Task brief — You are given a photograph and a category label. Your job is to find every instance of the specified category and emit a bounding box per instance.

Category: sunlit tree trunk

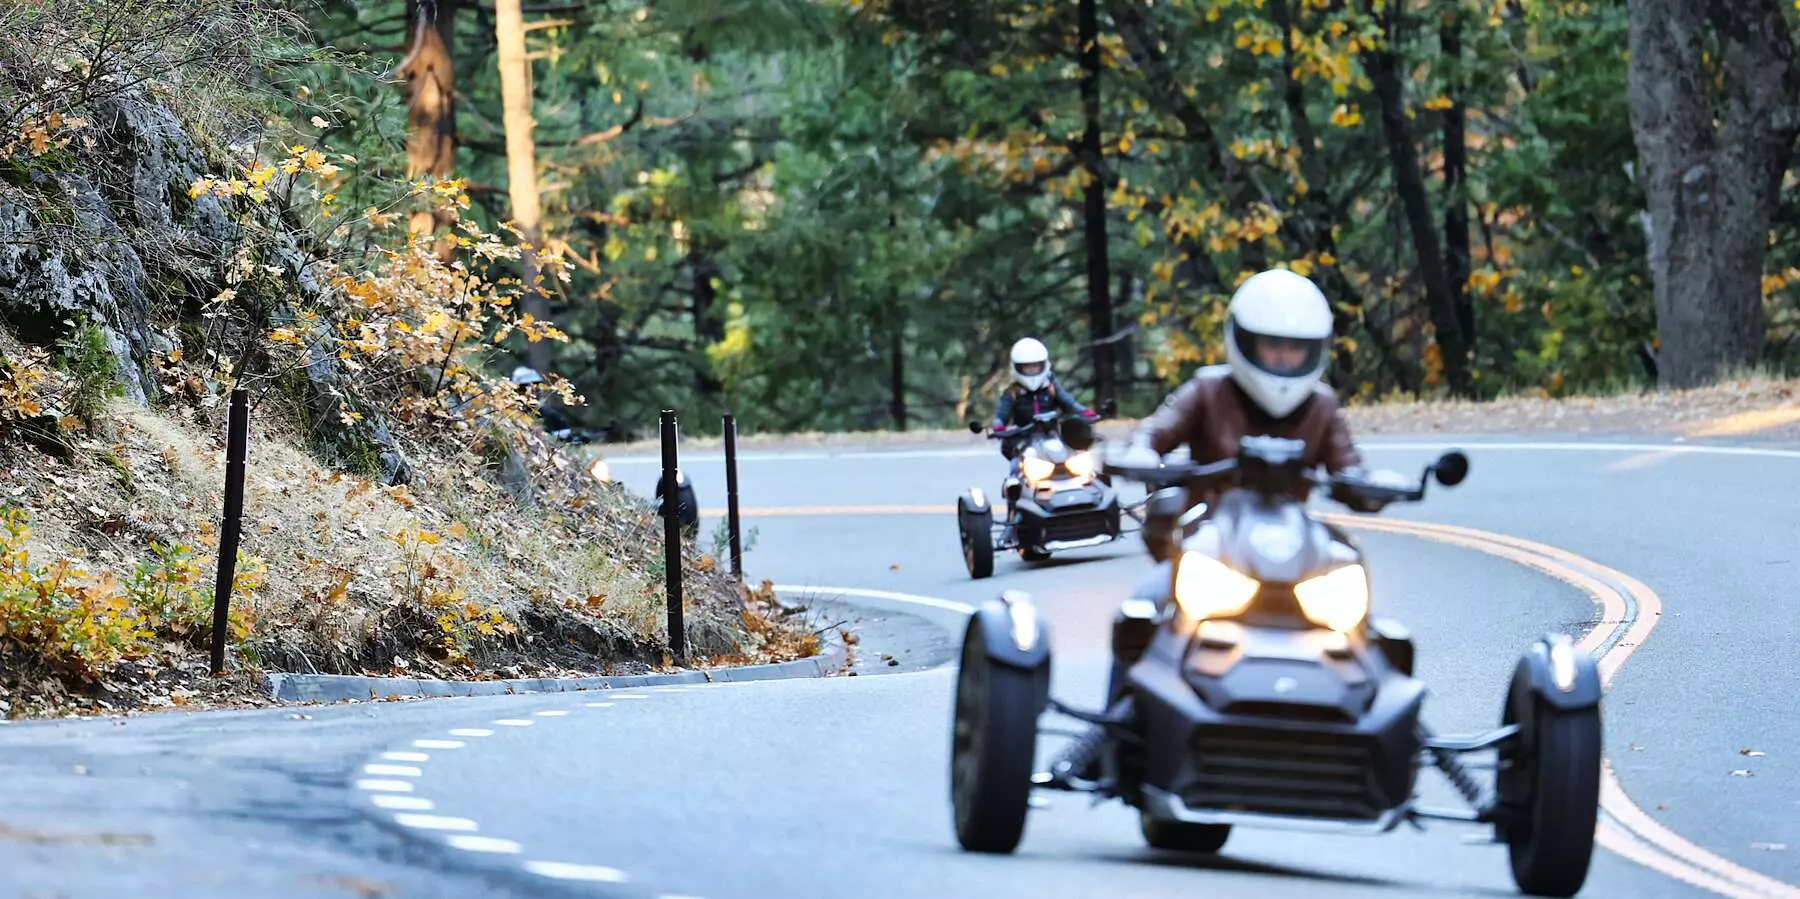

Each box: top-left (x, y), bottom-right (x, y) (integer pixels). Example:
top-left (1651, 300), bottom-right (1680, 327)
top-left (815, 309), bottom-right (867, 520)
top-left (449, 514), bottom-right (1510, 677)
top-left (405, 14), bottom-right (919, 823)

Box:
top-left (494, 0), bottom-right (552, 374)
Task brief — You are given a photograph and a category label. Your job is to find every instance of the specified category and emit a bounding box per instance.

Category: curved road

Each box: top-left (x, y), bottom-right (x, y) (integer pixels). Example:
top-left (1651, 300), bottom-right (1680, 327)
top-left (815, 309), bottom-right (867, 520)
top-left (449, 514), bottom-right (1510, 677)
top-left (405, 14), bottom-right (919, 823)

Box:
top-left (340, 435), bottom-right (1800, 898)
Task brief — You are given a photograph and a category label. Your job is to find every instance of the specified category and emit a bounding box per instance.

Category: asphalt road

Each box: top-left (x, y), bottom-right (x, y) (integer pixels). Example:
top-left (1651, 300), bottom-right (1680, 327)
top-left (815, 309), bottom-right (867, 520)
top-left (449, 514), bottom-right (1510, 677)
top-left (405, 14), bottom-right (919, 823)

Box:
top-left (2, 434), bottom-right (1797, 898)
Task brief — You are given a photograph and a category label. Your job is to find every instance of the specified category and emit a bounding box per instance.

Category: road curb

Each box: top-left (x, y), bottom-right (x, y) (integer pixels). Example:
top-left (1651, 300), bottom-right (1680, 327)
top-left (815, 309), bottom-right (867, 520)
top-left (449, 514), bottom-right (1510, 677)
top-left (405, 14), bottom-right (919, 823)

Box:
top-left (261, 591), bottom-right (851, 703)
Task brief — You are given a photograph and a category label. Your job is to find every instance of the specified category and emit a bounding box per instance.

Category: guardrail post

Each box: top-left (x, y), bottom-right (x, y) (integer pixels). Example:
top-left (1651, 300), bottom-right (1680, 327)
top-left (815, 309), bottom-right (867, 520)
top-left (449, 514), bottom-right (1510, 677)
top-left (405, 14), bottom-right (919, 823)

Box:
top-left (209, 388), bottom-right (249, 676)
top-left (723, 413), bottom-right (742, 581)
top-left (659, 409), bottom-right (687, 664)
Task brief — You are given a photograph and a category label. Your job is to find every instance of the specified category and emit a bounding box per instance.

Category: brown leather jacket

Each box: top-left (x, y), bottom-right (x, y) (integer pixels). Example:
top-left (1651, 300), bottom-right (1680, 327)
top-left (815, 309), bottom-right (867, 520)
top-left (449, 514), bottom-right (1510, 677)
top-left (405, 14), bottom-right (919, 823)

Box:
top-left (1131, 367), bottom-right (1362, 502)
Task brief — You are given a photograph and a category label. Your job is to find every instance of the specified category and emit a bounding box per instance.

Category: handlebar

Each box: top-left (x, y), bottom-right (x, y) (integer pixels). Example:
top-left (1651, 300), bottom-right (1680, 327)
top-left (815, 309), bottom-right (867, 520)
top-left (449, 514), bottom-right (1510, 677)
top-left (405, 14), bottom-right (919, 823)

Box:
top-left (1102, 448), bottom-right (1469, 511)
top-left (971, 409), bottom-right (1106, 441)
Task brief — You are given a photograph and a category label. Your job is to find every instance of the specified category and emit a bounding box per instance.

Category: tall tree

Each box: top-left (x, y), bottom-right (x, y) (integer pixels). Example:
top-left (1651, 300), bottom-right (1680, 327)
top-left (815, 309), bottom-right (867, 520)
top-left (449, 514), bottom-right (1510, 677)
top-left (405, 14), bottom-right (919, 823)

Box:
top-left (397, 0), bottom-right (460, 260)
top-left (1626, 0), bottom-right (1799, 387)
top-left (493, 0), bottom-right (551, 373)
top-left (1078, 0), bottom-right (1115, 405)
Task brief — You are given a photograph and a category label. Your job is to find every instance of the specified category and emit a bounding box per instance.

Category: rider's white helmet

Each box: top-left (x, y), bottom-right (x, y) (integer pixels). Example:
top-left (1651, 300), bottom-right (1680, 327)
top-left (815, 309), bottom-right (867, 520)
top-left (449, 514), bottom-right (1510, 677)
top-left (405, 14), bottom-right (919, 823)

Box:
top-left (511, 365), bottom-right (544, 386)
top-left (1223, 268), bottom-right (1334, 419)
top-left (1009, 337), bottom-right (1051, 392)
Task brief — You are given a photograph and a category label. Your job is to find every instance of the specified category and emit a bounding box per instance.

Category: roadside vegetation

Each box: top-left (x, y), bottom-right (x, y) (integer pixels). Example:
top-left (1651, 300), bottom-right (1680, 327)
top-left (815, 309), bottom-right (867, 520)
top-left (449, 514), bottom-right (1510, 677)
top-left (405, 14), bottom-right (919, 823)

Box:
top-left (0, 0), bottom-right (1795, 716)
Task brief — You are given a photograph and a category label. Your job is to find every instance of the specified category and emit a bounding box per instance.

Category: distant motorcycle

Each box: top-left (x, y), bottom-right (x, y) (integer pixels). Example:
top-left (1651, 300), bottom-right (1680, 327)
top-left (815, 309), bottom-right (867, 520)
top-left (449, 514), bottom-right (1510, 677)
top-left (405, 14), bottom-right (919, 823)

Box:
top-left (956, 399), bottom-right (1131, 578)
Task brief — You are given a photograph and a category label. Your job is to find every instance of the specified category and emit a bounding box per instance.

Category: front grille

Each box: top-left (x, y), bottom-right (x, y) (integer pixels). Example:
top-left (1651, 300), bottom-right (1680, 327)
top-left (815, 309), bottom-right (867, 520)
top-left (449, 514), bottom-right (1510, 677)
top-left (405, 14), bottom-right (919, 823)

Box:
top-left (1040, 511), bottom-right (1113, 542)
top-left (1183, 724), bottom-right (1383, 820)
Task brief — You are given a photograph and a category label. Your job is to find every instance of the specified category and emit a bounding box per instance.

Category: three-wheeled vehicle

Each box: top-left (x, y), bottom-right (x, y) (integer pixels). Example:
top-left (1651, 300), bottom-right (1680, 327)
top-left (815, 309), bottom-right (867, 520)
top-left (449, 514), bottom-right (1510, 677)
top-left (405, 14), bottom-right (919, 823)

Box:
top-left (957, 405), bottom-right (1129, 578)
top-left (947, 436), bottom-right (1604, 898)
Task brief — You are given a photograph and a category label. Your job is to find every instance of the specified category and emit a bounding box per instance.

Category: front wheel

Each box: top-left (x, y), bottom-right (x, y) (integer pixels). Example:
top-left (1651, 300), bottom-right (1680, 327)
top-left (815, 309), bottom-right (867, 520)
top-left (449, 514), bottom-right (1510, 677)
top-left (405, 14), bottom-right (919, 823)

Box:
top-left (1498, 679), bottom-right (1602, 897)
top-left (950, 620), bottom-right (1040, 853)
top-left (960, 513), bottom-right (995, 579)
top-left (1021, 547), bottom-right (1052, 563)
top-left (1140, 812), bottom-right (1231, 854)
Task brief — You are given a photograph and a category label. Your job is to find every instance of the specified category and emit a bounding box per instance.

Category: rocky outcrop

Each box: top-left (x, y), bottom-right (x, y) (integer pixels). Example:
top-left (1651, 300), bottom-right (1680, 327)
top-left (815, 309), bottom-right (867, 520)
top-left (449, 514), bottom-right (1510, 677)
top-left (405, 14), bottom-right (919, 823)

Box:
top-left (0, 89), bottom-right (411, 483)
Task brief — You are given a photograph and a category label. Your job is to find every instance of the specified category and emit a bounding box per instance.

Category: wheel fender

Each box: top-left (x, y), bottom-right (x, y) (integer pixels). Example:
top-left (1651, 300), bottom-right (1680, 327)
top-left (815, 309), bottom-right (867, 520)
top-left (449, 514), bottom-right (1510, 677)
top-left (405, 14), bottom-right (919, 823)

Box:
top-left (968, 592), bottom-right (1053, 705)
top-left (958, 488), bottom-right (992, 519)
top-left (1511, 633), bottom-right (1602, 712)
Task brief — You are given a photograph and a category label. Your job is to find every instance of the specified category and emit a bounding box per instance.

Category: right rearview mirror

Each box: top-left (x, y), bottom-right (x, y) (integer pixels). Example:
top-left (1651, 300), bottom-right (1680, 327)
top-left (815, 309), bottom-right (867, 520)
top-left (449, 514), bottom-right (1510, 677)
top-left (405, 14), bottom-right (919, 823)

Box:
top-left (1431, 451), bottom-right (1469, 487)
top-left (967, 421), bottom-right (984, 434)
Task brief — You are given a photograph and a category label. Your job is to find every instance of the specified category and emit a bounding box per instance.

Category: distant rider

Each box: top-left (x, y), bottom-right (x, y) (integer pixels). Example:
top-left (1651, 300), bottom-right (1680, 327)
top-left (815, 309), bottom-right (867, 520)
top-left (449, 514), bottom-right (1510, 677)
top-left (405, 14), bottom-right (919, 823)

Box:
top-left (510, 365), bottom-right (576, 439)
top-left (1046, 267), bottom-right (1369, 787)
top-left (990, 337), bottom-right (1098, 478)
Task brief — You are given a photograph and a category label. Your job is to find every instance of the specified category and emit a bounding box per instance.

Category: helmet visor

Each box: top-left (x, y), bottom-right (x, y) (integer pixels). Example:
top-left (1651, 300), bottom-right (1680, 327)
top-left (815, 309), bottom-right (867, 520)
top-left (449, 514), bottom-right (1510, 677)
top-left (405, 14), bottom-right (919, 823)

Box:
top-left (1014, 361), bottom-right (1046, 377)
top-left (1234, 327), bottom-right (1326, 377)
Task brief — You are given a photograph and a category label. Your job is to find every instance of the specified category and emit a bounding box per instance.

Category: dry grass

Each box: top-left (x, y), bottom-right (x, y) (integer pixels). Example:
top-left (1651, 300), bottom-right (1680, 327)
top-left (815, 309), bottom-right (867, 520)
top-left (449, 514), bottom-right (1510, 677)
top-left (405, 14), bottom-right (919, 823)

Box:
top-left (0, 380), bottom-right (819, 719)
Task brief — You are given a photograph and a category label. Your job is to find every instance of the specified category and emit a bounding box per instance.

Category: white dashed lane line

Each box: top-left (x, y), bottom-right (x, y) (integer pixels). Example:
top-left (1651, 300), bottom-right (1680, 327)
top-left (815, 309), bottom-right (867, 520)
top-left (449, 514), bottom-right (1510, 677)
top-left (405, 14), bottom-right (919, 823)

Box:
top-left (350, 689), bottom-right (711, 899)
top-left (523, 860), bottom-right (630, 882)
top-left (363, 764), bottom-right (423, 777)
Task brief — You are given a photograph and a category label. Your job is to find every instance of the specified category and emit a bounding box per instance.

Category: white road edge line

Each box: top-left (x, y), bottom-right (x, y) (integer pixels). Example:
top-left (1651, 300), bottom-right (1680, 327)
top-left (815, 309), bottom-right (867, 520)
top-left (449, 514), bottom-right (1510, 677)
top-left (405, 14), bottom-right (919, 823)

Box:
top-left (534, 710), bottom-right (569, 717)
top-left (382, 751), bottom-right (430, 762)
top-left (492, 719), bottom-right (534, 726)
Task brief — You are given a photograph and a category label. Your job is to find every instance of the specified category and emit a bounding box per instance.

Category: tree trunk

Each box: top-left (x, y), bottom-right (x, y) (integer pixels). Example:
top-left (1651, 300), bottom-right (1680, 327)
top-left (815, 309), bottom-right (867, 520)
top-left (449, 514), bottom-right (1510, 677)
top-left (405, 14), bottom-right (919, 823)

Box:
top-left (1115, 270), bottom-right (1136, 392)
top-left (689, 250), bottom-right (724, 401)
top-left (1625, 0), bottom-right (1799, 388)
top-left (1363, 0), bottom-right (1471, 395)
top-left (493, 0), bottom-right (552, 374)
top-left (889, 313), bottom-right (907, 431)
top-left (1079, 0), bottom-right (1116, 406)
top-left (398, 0), bottom-right (459, 262)
top-left (1441, 4), bottom-right (1475, 369)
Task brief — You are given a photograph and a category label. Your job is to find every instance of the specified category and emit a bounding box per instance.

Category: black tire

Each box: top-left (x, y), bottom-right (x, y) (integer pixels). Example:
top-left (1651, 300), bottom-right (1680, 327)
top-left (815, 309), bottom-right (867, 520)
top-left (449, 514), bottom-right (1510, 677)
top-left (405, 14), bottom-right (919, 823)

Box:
top-left (1140, 811), bottom-right (1231, 854)
top-left (1499, 680), bottom-right (1602, 897)
top-left (1021, 547), bottom-right (1052, 563)
top-left (950, 621), bottom-right (1040, 853)
top-left (960, 514), bottom-right (995, 579)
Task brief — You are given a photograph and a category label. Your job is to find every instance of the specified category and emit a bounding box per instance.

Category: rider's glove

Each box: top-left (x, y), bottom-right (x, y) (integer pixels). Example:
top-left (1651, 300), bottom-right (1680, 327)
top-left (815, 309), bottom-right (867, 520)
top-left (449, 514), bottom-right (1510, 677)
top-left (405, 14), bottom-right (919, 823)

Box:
top-left (1109, 443), bottom-right (1163, 471)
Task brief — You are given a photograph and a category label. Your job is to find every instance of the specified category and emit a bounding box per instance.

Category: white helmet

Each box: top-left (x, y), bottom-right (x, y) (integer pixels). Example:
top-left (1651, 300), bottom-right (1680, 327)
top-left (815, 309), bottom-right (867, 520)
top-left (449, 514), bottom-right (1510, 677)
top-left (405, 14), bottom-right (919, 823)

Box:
top-left (1223, 268), bottom-right (1334, 419)
top-left (1009, 337), bottom-right (1051, 391)
top-left (511, 365), bottom-right (544, 386)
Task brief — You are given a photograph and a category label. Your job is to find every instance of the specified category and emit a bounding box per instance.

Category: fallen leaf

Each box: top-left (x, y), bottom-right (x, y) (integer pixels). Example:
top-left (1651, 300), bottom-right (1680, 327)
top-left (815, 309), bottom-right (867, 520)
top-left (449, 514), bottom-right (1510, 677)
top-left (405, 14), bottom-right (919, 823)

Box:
top-left (889, 564), bottom-right (899, 571)
top-left (1730, 769), bottom-right (1756, 777)
top-left (1740, 748), bottom-right (1766, 757)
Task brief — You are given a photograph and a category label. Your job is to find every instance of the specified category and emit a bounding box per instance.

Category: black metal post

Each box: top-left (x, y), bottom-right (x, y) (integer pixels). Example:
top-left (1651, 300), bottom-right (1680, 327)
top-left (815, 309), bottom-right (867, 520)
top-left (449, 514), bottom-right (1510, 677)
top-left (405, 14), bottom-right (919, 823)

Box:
top-left (659, 410), bottom-right (686, 664)
top-left (723, 413), bottom-right (742, 581)
top-left (210, 389), bottom-right (250, 676)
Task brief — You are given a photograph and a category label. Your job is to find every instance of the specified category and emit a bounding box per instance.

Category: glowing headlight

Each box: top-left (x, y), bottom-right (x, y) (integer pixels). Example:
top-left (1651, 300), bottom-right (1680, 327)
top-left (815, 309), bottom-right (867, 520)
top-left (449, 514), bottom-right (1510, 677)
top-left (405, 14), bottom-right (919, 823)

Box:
top-left (1020, 456), bottom-right (1056, 483)
top-left (1064, 451), bottom-right (1096, 479)
top-left (587, 458), bottom-right (613, 484)
top-left (1173, 551), bottom-right (1260, 622)
top-left (1293, 563), bottom-right (1371, 633)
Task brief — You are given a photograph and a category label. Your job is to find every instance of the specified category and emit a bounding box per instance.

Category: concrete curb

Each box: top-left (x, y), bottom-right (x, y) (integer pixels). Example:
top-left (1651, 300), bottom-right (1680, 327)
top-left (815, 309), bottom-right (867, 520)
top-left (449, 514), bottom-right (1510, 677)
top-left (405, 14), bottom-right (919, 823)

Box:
top-left (261, 590), bottom-right (851, 703)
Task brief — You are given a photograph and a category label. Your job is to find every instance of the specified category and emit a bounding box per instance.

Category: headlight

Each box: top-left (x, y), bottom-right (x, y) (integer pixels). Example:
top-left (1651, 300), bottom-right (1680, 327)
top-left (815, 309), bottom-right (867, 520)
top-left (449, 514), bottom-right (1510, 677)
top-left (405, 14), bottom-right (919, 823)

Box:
top-left (587, 458), bottom-right (612, 483)
top-left (1173, 551), bottom-right (1259, 621)
top-left (1020, 456), bottom-right (1055, 483)
top-left (1064, 451), bottom-right (1096, 479)
top-left (1293, 563), bottom-right (1370, 633)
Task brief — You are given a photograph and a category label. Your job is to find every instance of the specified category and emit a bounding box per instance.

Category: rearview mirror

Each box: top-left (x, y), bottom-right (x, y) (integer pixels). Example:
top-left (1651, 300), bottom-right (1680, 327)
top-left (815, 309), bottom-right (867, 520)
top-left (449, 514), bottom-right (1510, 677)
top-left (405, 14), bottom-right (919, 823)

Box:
top-left (968, 421), bottom-right (984, 434)
top-left (1099, 397), bottom-right (1118, 417)
top-left (1431, 451), bottom-right (1469, 487)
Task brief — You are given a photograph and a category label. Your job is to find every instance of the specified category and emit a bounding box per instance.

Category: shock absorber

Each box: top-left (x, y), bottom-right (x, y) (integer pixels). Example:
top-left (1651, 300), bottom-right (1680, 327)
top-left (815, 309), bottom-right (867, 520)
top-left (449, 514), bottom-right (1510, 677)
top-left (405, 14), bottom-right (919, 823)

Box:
top-left (1421, 726), bottom-right (1487, 809)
